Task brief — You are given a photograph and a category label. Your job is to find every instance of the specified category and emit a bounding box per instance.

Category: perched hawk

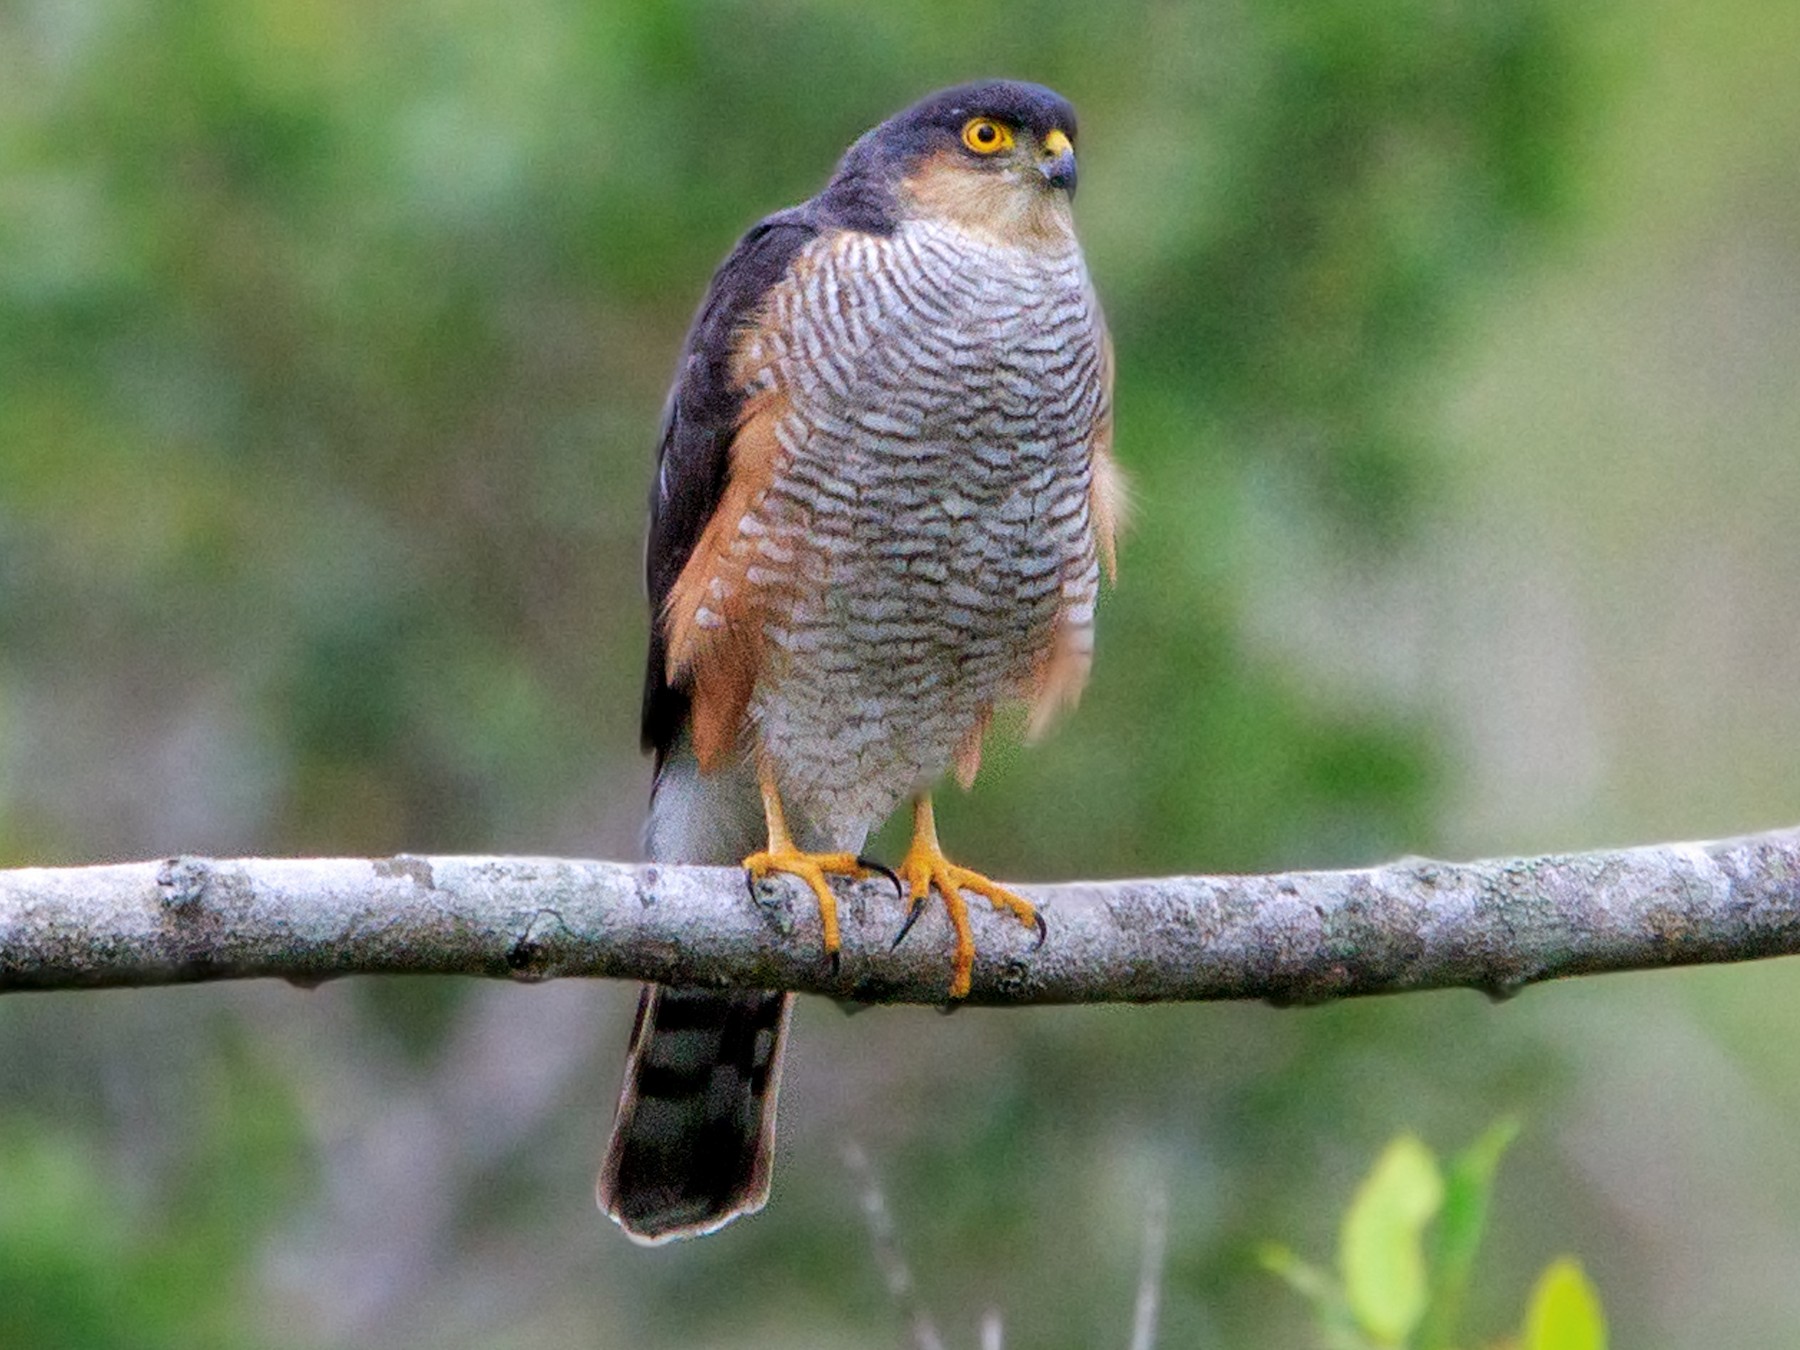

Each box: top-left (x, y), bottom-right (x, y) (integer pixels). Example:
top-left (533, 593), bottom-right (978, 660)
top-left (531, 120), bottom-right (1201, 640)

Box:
top-left (598, 80), bottom-right (1122, 1244)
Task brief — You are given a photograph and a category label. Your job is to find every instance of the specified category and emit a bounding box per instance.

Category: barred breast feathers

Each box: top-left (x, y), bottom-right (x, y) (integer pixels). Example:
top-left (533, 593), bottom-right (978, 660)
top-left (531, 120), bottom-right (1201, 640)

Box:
top-left (660, 207), bottom-right (1117, 814)
top-left (1029, 323), bottom-right (1123, 741)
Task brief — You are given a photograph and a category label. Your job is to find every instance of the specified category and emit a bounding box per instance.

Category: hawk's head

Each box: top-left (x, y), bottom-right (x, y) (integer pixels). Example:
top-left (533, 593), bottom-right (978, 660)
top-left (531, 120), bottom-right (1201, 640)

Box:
top-left (830, 81), bottom-right (1082, 243)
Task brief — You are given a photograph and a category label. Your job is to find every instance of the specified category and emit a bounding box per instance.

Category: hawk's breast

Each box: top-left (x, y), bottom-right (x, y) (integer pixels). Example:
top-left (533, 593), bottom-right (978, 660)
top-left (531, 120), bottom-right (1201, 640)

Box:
top-left (738, 218), bottom-right (1106, 840)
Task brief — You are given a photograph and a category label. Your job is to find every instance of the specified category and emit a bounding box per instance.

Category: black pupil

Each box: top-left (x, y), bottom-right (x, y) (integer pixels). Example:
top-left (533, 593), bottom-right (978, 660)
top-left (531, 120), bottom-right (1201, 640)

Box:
top-left (975, 123), bottom-right (996, 143)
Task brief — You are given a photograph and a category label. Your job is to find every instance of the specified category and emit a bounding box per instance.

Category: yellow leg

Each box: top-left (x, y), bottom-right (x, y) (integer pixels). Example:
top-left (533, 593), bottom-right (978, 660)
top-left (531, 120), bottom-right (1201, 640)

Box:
top-left (894, 795), bottom-right (1044, 999)
top-left (743, 769), bottom-right (876, 967)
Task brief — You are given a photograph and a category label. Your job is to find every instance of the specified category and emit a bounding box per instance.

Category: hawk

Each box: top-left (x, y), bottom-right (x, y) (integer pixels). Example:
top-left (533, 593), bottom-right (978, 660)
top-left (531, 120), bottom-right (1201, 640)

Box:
top-left (598, 80), bottom-right (1121, 1244)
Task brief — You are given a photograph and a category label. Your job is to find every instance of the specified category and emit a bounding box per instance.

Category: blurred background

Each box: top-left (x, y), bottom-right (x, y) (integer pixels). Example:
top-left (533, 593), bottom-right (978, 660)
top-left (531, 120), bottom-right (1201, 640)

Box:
top-left (2, 0), bottom-right (1798, 1345)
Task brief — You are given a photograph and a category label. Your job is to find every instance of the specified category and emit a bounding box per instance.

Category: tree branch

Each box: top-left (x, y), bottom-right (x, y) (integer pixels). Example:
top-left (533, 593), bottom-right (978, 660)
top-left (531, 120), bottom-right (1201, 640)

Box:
top-left (3, 826), bottom-right (1799, 1003)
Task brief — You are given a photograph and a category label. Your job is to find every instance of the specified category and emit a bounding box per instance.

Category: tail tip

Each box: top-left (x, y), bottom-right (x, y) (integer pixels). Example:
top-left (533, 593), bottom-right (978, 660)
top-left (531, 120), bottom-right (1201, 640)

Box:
top-left (597, 1173), bottom-right (769, 1245)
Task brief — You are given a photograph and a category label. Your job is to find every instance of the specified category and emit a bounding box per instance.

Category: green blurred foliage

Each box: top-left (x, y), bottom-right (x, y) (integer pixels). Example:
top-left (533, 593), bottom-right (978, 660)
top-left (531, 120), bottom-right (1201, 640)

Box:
top-left (0, 1025), bottom-right (305, 1350)
top-left (1423, 1116), bottom-right (1522, 1350)
top-left (1264, 1124), bottom-right (1607, 1350)
top-left (15, 1), bottom-right (1780, 1348)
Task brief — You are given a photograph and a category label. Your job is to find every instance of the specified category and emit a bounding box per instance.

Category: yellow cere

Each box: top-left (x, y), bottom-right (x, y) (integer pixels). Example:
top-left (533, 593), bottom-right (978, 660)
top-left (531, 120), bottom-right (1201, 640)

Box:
top-left (960, 117), bottom-right (1015, 155)
top-left (1042, 128), bottom-right (1072, 157)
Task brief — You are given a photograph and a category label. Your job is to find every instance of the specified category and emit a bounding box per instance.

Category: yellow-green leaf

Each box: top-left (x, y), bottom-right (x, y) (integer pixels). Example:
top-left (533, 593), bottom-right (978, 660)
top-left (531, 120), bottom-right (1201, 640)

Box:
top-left (1524, 1258), bottom-right (1607, 1350)
top-left (1340, 1134), bottom-right (1445, 1345)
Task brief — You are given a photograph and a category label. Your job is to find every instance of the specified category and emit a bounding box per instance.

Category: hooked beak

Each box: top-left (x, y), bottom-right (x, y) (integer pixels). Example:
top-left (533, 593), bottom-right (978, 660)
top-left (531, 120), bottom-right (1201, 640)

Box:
top-left (1038, 128), bottom-right (1077, 197)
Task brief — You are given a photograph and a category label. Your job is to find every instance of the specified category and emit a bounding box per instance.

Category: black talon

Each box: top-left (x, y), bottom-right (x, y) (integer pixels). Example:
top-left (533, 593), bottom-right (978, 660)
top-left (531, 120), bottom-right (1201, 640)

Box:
top-left (891, 895), bottom-right (930, 950)
top-left (857, 854), bottom-right (902, 901)
top-left (1031, 911), bottom-right (1048, 949)
top-left (744, 869), bottom-right (759, 904)
top-left (828, 948), bottom-right (842, 978)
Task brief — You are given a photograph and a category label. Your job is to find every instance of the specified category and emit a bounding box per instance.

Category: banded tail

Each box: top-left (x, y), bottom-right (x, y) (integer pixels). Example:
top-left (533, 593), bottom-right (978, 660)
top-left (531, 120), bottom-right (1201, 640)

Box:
top-left (598, 746), bottom-right (788, 1243)
top-left (597, 984), bottom-right (791, 1243)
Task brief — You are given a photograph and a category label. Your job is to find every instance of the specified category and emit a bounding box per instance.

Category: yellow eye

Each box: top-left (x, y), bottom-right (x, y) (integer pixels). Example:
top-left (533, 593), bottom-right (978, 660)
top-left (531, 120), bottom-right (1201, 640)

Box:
top-left (960, 117), bottom-right (1014, 155)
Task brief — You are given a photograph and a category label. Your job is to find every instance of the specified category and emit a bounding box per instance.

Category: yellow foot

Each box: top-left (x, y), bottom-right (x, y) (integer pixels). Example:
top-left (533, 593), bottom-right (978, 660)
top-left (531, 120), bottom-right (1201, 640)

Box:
top-left (894, 798), bottom-right (1046, 999)
top-left (743, 847), bottom-right (889, 972)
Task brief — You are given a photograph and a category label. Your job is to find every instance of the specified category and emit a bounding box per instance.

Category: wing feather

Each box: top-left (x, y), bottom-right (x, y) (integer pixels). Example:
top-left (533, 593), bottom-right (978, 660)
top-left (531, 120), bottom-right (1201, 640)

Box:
top-left (640, 211), bottom-right (819, 764)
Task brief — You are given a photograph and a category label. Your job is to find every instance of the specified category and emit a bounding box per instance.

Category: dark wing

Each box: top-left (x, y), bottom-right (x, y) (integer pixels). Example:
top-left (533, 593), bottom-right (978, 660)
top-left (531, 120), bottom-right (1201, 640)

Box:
top-left (641, 209), bottom-right (819, 764)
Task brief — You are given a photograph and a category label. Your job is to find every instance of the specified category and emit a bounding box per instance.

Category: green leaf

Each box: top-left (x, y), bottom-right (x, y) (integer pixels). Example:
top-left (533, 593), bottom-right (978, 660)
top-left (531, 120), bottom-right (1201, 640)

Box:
top-left (1524, 1259), bottom-right (1607, 1350)
top-left (1340, 1134), bottom-right (1445, 1345)
top-left (1419, 1115), bottom-right (1523, 1350)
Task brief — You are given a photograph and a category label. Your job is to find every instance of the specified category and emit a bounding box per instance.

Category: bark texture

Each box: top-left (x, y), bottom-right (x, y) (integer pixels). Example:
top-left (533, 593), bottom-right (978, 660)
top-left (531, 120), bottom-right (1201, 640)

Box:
top-left (3, 826), bottom-right (1798, 1004)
